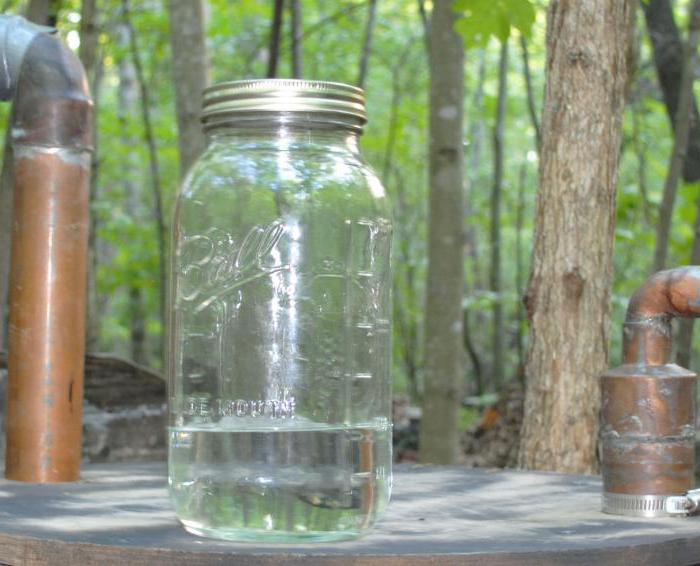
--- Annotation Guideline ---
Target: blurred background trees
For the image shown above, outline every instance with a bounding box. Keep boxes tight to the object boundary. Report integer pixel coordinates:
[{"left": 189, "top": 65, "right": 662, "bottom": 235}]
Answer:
[{"left": 1, "top": 0, "right": 700, "bottom": 469}]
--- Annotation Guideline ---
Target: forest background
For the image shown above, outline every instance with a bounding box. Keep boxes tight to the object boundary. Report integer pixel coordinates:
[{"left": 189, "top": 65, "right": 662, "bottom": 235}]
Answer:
[{"left": 0, "top": 0, "right": 695, "bottom": 471}]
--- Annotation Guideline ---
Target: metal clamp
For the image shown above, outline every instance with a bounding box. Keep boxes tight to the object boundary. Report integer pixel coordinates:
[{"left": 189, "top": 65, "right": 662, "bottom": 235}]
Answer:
[{"left": 603, "top": 490, "right": 700, "bottom": 518}]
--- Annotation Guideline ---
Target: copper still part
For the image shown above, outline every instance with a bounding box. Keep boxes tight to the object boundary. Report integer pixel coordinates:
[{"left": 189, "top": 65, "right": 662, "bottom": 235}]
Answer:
[
  {"left": 600, "top": 266, "right": 700, "bottom": 516},
  {"left": 1, "top": 18, "right": 93, "bottom": 481}
]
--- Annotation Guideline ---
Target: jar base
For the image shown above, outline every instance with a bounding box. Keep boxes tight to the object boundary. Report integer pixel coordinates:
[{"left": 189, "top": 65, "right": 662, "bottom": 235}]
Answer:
[{"left": 180, "top": 519, "right": 366, "bottom": 543}]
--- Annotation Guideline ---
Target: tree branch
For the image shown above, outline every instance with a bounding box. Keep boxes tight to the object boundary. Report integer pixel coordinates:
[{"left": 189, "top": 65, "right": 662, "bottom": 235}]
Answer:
[{"left": 357, "top": 0, "right": 378, "bottom": 89}]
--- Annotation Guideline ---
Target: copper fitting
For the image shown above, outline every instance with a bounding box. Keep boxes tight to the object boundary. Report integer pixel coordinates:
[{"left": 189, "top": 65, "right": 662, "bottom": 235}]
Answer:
[
  {"left": 2, "top": 21, "right": 93, "bottom": 481},
  {"left": 600, "top": 267, "right": 700, "bottom": 516}
]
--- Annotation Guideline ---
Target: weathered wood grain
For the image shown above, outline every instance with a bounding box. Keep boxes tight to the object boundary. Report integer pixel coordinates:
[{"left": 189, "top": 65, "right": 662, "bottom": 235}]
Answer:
[{"left": 0, "top": 464, "right": 699, "bottom": 565}]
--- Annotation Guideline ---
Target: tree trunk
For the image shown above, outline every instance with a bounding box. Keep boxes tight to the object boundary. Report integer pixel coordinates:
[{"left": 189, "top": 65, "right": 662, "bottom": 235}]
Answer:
[
  {"left": 463, "top": 51, "right": 486, "bottom": 392},
  {"left": 381, "top": 42, "right": 420, "bottom": 403},
  {"left": 652, "top": 1, "right": 700, "bottom": 273},
  {"left": 0, "top": 0, "right": 56, "bottom": 350},
  {"left": 168, "top": 0, "right": 210, "bottom": 178},
  {"left": 357, "top": 0, "right": 377, "bottom": 89},
  {"left": 417, "top": 0, "right": 429, "bottom": 53},
  {"left": 393, "top": 185, "right": 421, "bottom": 402},
  {"left": 466, "top": 52, "right": 486, "bottom": 278},
  {"left": 419, "top": 0, "right": 465, "bottom": 465},
  {"left": 79, "top": 0, "right": 99, "bottom": 78},
  {"left": 79, "top": 0, "right": 102, "bottom": 353},
  {"left": 643, "top": 0, "right": 700, "bottom": 184},
  {"left": 520, "top": 36, "right": 541, "bottom": 152},
  {"left": 515, "top": 162, "right": 527, "bottom": 383},
  {"left": 117, "top": 20, "right": 148, "bottom": 366},
  {"left": 267, "top": 0, "right": 284, "bottom": 78},
  {"left": 24, "top": 0, "right": 57, "bottom": 25},
  {"left": 122, "top": 0, "right": 167, "bottom": 364},
  {"left": 490, "top": 40, "right": 508, "bottom": 390},
  {"left": 289, "top": 0, "right": 303, "bottom": 79},
  {"left": 518, "top": 0, "right": 632, "bottom": 474},
  {"left": 381, "top": 43, "right": 413, "bottom": 181},
  {"left": 632, "top": 99, "right": 653, "bottom": 225}
]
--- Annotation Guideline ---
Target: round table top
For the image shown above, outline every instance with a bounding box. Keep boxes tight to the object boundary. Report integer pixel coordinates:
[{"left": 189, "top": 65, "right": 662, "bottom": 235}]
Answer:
[{"left": 1, "top": 462, "right": 699, "bottom": 565}]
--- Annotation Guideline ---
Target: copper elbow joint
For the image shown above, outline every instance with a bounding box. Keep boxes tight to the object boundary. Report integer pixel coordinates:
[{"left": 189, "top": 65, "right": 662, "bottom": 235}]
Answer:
[{"left": 600, "top": 267, "right": 700, "bottom": 517}]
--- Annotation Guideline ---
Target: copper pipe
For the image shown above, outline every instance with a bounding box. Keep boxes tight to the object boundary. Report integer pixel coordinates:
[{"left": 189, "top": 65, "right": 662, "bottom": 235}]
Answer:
[
  {"left": 600, "top": 266, "right": 700, "bottom": 516},
  {"left": 624, "top": 266, "right": 700, "bottom": 365},
  {"left": 2, "top": 19, "right": 93, "bottom": 482}
]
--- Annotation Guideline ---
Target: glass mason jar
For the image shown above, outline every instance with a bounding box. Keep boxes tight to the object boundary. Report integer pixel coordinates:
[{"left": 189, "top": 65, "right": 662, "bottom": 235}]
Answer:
[{"left": 167, "top": 80, "right": 393, "bottom": 542}]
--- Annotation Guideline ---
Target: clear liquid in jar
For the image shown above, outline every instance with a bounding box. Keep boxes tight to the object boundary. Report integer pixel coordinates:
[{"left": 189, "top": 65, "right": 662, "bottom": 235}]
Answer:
[{"left": 168, "top": 419, "right": 392, "bottom": 542}]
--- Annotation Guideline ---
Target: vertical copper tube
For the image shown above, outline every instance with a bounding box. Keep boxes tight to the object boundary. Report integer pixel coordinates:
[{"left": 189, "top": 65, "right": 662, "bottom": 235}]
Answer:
[
  {"left": 3, "top": 29, "right": 93, "bottom": 482},
  {"left": 5, "top": 150, "right": 90, "bottom": 481}
]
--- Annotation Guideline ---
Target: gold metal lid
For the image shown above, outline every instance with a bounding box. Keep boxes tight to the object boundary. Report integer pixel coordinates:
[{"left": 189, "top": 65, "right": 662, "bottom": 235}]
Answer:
[{"left": 201, "top": 79, "right": 366, "bottom": 127}]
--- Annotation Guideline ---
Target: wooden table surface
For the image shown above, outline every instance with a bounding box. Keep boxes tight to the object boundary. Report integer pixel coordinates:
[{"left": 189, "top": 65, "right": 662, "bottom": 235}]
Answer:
[{"left": 0, "top": 462, "right": 699, "bottom": 565}]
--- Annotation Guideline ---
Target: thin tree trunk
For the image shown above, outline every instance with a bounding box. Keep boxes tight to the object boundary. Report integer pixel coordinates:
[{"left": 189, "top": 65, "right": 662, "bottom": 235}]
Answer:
[
  {"left": 677, "top": 201, "right": 700, "bottom": 368},
  {"left": 419, "top": 0, "right": 465, "bottom": 465},
  {"left": 381, "top": 42, "right": 413, "bottom": 181},
  {"left": 267, "top": 0, "right": 284, "bottom": 78},
  {"left": 122, "top": 0, "right": 167, "bottom": 364},
  {"left": 463, "top": 310, "right": 483, "bottom": 395},
  {"left": 393, "top": 181, "right": 420, "bottom": 402},
  {"left": 24, "top": 0, "right": 56, "bottom": 25},
  {"left": 79, "top": 0, "right": 101, "bottom": 353},
  {"left": 632, "top": 100, "right": 653, "bottom": 225},
  {"left": 0, "top": 0, "right": 55, "bottom": 350},
  {"left": 381, "top": 43, "right": 420, "bottom": 402},
  {"left": 244, "top": 3, "right": 364, "bottom": 75},
  {"left": 466, "top": 50, "right": 486, "bottom": 291},
  {"left": 490, "top": 40, "right": 508, "bottom": 390},
  {"left": 519, "top": 0, "right": 632, "bottom": 474},
  {"left": 462, "top": 52, "right": 486, "bottom": 392},
  {"left": 520, "top": 36, "right": 541, "bottom": 152},
  {"left": 79, "top": 0, "right": 98, "bottom": 76},
  {"left": 168, "top": 0, "right": 210, "bottom": 177},
  {"left": 652, "top": 1, "right": 700, "bottom": 273},
  {"left": 357, "top": 0, "right": 377, "bottom": 89},
  {"left": 289, "top": 0, "right": 303, "bottom": 78},
  {"left": 117, "top": 19, "right": 148, "bottom": 366},
  {"left": 515, "top": 163, "right": 527, "bottom": 383},
  {"left": 643, "top": 0, "right": 700, "bottom": 183},
  {"left": 417, "top": 0, "right": 429, "bottom": 54}
]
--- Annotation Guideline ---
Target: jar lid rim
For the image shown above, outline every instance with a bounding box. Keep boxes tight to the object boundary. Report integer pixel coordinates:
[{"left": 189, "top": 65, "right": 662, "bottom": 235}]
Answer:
[{"left": 202, "top": 79, "right": 367, "bottom": 125}]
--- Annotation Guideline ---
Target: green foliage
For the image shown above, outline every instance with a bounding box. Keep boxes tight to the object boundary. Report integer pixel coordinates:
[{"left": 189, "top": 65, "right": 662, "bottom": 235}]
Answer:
[
  {"left": 453, "top": 0, "right": 536, "bottom": 47},
  {"left": 2, "top": 0, "right": 700, "bottom": 397},
  {"left": 459, "top": 406, "right": 481, "bottom": 430}
]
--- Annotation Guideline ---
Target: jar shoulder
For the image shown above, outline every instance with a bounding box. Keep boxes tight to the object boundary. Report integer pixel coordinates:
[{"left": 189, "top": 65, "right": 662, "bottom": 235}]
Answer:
[{"left": 180, "top": 143, "right": 388, "bottom": 204}]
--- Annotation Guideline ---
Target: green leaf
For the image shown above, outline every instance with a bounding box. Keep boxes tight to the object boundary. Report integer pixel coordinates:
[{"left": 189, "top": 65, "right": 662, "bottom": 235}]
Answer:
[
  {"left": 506, "top": 0, "right": 536, "bottom": 38},
  {"left": 454, "top": 0, "right": 536, "bottom": 48}
]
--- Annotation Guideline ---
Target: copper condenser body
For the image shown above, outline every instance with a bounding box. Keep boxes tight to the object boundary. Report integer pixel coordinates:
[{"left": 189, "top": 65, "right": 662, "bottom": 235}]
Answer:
[{"left": 601, "top": 267, "right": 700, "bottom": 517}]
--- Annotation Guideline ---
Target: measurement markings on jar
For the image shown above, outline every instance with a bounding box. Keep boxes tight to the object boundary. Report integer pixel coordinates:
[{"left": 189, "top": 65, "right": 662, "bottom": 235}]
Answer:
[{"left": 179, "top": 394, "right": 296, "bottom": 419}]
